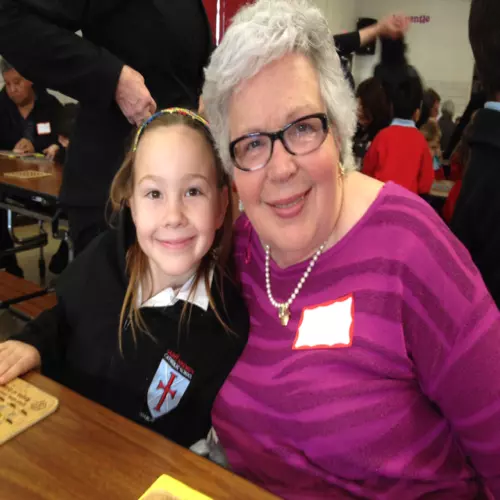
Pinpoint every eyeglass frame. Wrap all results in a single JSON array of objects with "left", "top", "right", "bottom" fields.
[{"left": 229, "top": 112, "right": 330, "bottom": 172}]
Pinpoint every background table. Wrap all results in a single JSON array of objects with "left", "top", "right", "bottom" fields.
[
  {"left": 0, "top": 373, "right": 277, "bottom": 500},
  {"left": 0, "top": 271, "right": 56, "bottom": 320},
  {"left": 0, "top": 157, "right": 62, "bottom": 201},
  {"left": 430, "top": 179, "right": 455, "bottom": 199},
  {"left": 0, "top": 157, "right": 70, "bottom": 283}
]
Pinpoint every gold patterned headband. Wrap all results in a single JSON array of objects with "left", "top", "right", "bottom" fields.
[{"left": 132, "top": 107, "right": 210, "bottom": 152}]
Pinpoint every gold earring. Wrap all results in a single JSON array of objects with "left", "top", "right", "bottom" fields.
[{"left": 338, "top": 163, "right": 346, "bottom": 178}]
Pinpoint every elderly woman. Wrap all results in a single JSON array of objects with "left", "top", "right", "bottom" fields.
[{"left": 203, "top": 0, "right": 500, "bottom": 498}]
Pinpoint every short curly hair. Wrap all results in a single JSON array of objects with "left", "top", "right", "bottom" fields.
[{"left": 202, "top": 0, "right": 357, "bottom": 175}]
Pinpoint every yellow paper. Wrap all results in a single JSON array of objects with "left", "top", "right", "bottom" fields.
[{"left": 139, "top": 475, "right": 213, "bottom": 500}]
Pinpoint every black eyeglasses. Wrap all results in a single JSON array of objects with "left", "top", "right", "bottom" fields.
[{"left": 229, "top": 113, "right": 329, "bottom": 172}]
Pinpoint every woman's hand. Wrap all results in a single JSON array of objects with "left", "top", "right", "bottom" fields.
[
  {"left": 0, "top": 340, "right": 41, "bottom": 385},
  {"left": 43, "top": 144, "right": 60, "bottom": 161},
  {"left": 378, "top": 14, "right": 410, "bottom": 39},
  {"left": 13, "top": 138, "right": 35, "bottom": 154}
]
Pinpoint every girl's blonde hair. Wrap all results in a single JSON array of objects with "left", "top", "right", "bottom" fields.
[
  {"left": 109, "top": 111, "right": 234, "bottom": 352},
  {"left": 420, "top": 120, "right": 441, "bottom": 144},
  {"left": 420, "top": 120, "right": 442, "bottom": 158}
]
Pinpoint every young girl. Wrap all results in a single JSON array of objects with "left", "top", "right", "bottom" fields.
[
  {"left": 0, "top": 108, "right": 249, "bottom": 449},
  {"left": 420, "top": 119, "right": 444, "bottom": 180},
  {"left": 353, "top": 77, "right": 391, "bottom": 167}
]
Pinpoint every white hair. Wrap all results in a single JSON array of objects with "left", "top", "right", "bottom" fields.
[
  {"left": 202, "top": 0, "right": 357, "bottom": 176},
  {"left": 441, "top": 100, "right": 455, "bottom": 118},
  {"left": 0, "top": 58, "right": 14, "bottom": 75}
]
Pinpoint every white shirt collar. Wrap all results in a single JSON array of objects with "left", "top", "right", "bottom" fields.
[
  {"left": 485, "top": 101, "right": 500, "bottom": 113},
  {"left": 391, "top": 118, "right": 416, "bottom": 128},
  {"left": 138, "top": 270, "right": 213, "bottom": 311}
]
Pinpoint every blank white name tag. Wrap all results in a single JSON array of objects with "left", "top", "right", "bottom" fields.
[
  {"left": 36, "top": 122, "right": 51, "bottom": 135},
  {"left": 293, "top": 294, "right": 354, "bottom": 350}
]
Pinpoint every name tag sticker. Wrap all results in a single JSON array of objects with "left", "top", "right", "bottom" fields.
[
  {"left": 293, "top": 294, "right": 354, "bottom": 350},
  {"left": 36, "top": 122, "right": 51, "bottom": 135}
]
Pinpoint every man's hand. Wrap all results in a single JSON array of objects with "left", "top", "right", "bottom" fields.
[
  {"left": 13, "top": 138, "right": 35, "bottom": 154},
  {"left": 378, "top": 14, "right": 410, "bottom": 40},
  {"left": 43, "top": 144, "right": 60, "bottom": 161},
  {"left": 115, "top": 65, "right": 157, "bottom": 126}
]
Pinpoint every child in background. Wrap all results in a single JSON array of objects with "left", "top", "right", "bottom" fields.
[
  {"left": 416, "top": 88, "right": 441, "bottom": 128},
  {"left": 364, "top": 38, "right": 434, "bottom": 194},
  {"left": 0, "top": 108, "right": 249, "bottom": 450},
  {"left": 420, "top": 120, "right": 444, "bottom": 180},
  {"left": 353, "top": 77, "right": 391, "bottom": 167}
]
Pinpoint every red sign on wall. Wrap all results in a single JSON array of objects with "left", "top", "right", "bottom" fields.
[{"left": 408, "top": 15, "right": 431, "bottom": 24}]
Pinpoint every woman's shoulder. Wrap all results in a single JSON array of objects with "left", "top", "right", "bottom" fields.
[
  {"left": 344, "top": 174, "right": 477, "bottom": 277},
  {"left": 333, "top": 176, "right": 491, "bottom": 334},
  {"left": 348, "top": 174, "right": 443, "bottom": 234},
  {"left": 349, "top": 176, "right": 484, "bottom": 306}
]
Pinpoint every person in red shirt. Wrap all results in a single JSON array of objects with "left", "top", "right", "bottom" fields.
[{"left": 363, "top": 39, "right": 434, "bottom": 194}]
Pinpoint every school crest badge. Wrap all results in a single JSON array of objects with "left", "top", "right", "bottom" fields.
[{"left": 147, "top": 352, "right": 193, "bottom": 419}]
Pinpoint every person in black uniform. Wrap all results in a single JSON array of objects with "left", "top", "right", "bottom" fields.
[
  {"left": 0, "top": 109, "right": 249, "bottom": 449},
  {"left": 334, "top": 14, "right": 410, "bottom": 89},
  {"left": 451, "top": 0, "right": 500, "bottom": 308},
  {"left": 0, "top": 59, "right": 63, "bottom": 154},
  {"left": 444, "top": 89, "right": 486, "bottom": 161},
  {"left": 0, "top": 59, "right": 63, "bottom": 277},
  {"left": 0, "top": 0, "right": 212, "bottom": 255}
]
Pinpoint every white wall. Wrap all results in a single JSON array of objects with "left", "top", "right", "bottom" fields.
[
  {"left": 312, "top": 0, "right": 358, "bottom": 35},
  {"left": 354, "top": 0, "right": 474, "bottom": 114},
  {"left": 313, "top": 0, "right": 474, "bottom": 116}
]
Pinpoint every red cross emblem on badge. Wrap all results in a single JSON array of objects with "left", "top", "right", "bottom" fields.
[{"left": 147, "top": 358, "right": 191, "bottom": 419}]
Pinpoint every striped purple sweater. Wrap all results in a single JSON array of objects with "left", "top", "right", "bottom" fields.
[{"left": 212, "top": 182, "right": 500, "bottom": 499}]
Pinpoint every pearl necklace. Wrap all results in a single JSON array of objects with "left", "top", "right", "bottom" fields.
[
  {"left": 265, "top": 242, "right": 327, "bottom": 326},
  {"left": 265, "top": 163, "right": 346, "bottom": 327}
]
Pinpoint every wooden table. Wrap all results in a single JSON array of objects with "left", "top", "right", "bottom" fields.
[
  {"left": 0, "top": 157, "right": 69, "bottom": 283},
  {"left": 0, "top": 157, "right": 62, "bottom": 201},
  {"left": 0, "top": 271, "right": 56, "bottom": 320},
  {"left": 430, "top": 180, "right": 455, "bottom": 199},
  {"left": 0, "top": 373, "right": 278, "bottom": 500},
  {"left": 0, "top": 156, "right": 64, "bottom": 229}
]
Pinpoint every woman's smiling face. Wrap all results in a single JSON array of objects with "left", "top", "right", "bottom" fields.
[{"left": 229, "top": 53, "right": 342, "bottom": 267}]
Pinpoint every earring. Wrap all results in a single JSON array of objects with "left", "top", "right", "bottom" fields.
[{"left": 338, "top": 163, "right": 346, "bottom": 178}]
